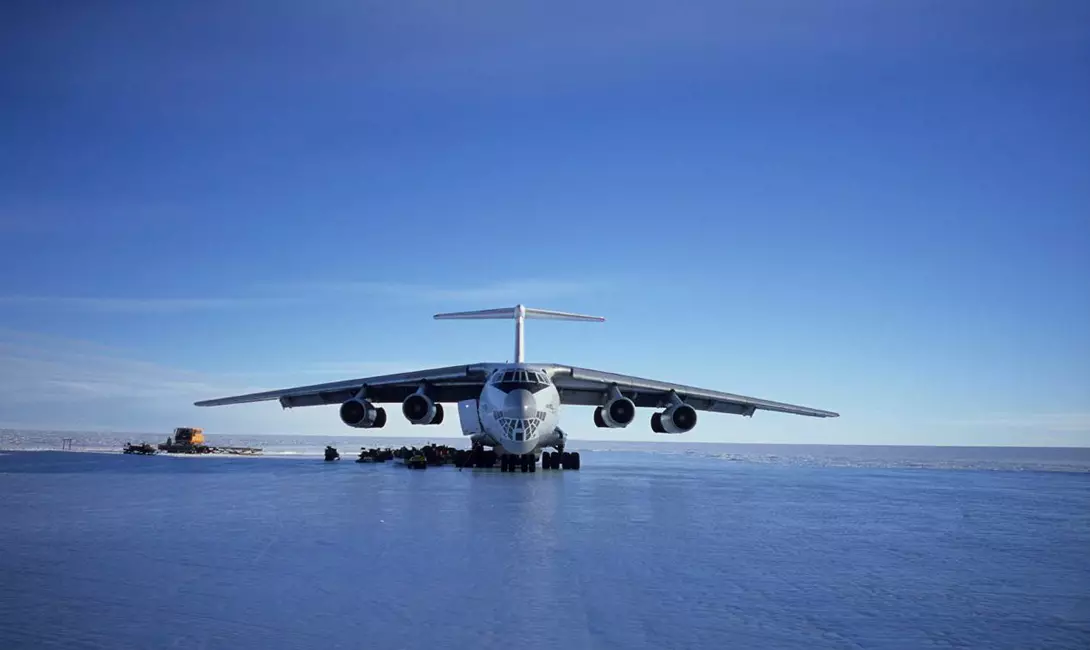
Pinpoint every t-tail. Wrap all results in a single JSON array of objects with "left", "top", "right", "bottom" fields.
[{"left": 433, "top": 304, "right": 604, "bottom": 363}]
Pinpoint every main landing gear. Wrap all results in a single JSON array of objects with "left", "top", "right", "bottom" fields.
[
  {"left": 454, "top": 445, "right": 496, "bottom": 469},
  {"left": 541, "top": 450, "right": 580, "bottom": 471}
]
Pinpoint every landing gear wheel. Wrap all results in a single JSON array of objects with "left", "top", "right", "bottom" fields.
[
  {"left": 529, "top": 455, "right": 536, "bottom": 473},
  {"left": 500, "top": 455, "right": 509, "bottom": 472},
  {"left": 544, "top": 452, "right": 554, "bottom": 470},
  {"left": 561, "top": 451, "right": 571, "bottom": 470},
  {"left": 571, "top": 452, "right": 581, "bottom": 470},
  {"left": 520, "top": 455, "right": 529, "bottom": 473}
]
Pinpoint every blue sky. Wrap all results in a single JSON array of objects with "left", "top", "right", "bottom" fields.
[{"left": 1, "top": 1, "right": 1087, "bottom": 446}]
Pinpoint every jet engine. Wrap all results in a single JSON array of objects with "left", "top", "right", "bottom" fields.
[
  {"left": 651, "top": 403, "right": 697, "bottom": 434},
  {"left": 339, "top": 398, "right": 387, "bottom": 429},
  {"left": 402, "top": 393, "right": 445, "bottom": 425},
  {"left": 593, "top": 395, "right": 636, "bottom": 428}
]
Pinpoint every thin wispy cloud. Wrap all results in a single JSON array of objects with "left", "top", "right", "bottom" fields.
[
  {"left": 422, "top": 280, "right": 607, "bottom": 302},
  {"left": 0, "top": 338, "right": 237, "bottom": 403},
  {"left": 216, "top": 361, "right": 421, "bottom": 381},
  {"left": 327, "top": 1, "right": 1086, "bottom": 95},
  {"left": 0, "top": 330, "right": 424, "bottom": 434},
  {"left": 272, "top": 279, "right": 610, "bottom": 304},
  {"left": 0, "top": 295, "right": 296, "bottom": 313},
  {"left": 22, "top": 1, "right": 1082, "bottom": 106},
  {"left": 0, "top": 280, "right": 606, "bottom": 313},
  {"left": 0, "top": 331, "right": 416, "bottom": 404}
]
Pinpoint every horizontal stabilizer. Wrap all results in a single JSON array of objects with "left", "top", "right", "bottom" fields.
[
  {"left": 523, "top": 307, "right": 605, "bottom": 322},
  {"left": 434, "top": 304, "right": 603, "bottom": 362},
  {"left": 434, "top": 305, "right": 604, "bottom": 322}
]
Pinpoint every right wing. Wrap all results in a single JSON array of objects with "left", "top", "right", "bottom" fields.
[
  {"left": 548, "top": 364, "right": 838, "bottom": 418},
  {"left": 194, "top": 363, "right": 494, "bottom": 408}
]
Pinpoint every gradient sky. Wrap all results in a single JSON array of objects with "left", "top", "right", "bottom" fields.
[{"left": 1, "top": 1, "right": 1088, "bottom": 446}]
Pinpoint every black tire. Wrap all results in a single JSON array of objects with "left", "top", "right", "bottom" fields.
[
  {"left": 520, "top": 456, "right": 529, "bottom": 472},
  {"left": 529, "top": 456, "right": 536, "bottom": 472},
  {"left": 544, "top": 452, "right": 554, "bottom": 470},
  {"left": 433, "top": 403, "right": 444, "bottom": 425},
  {"left": 593, "top": 406, "right": 606, "bottom": 428},
  {"left": 571, "top": 452, "right": 581, "bottom": 470},
  {"left": 561, "top": 451, "right": 571, "bottom": 470}
]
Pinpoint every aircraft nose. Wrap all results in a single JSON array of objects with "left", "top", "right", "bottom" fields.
[{"left": 503, "top": 389, "right": 537, "bottom": 419}]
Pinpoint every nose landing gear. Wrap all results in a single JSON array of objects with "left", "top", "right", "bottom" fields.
[
  {"left": 501, "top": 453, "right": 537, "bottom": 472},
  {"left": 541, "top": 449, "right": 579, "bottom": 470}
]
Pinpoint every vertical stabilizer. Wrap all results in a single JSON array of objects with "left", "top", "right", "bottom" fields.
[{"left": 433, "top": 304, "right": 605, "bottom": 363}]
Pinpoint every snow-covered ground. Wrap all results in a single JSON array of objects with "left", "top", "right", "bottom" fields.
[{"left": 1, "top": 446, "right": 1088, "bottom": 649}]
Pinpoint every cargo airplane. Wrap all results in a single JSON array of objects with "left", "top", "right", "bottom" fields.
[{"left": 195, "top": 306, "right": 838, "bottom": 471}]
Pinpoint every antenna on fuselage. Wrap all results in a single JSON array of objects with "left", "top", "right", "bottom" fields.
[{"left": 433, "top": 304, "right": 605, "bottom": 363}]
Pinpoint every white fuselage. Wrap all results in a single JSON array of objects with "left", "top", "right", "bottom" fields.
[{"left": 473, "top": 365, "right": 563, "bottom": 456}]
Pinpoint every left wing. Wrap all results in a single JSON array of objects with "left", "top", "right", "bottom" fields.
[
  {"left": 546, "top": 364, "right": 838, "bottom": 418},
  {"left": 194, "top": 363, "right": 494, "bottom": 408}
]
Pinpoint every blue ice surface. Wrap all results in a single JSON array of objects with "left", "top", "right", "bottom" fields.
[{"left": 1, "top": 447, "right": 1088, "bottom": 650}]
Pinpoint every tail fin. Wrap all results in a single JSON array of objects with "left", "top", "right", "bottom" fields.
[{"left": 434, "top": 304, "right": 604, "bottom": 363}]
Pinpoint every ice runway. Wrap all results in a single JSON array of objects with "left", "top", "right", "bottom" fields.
[{"left": 1, "top": 447, "right": 1088, "bottom": 649}]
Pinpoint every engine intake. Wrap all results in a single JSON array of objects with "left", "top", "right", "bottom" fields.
[
  {"left": 402, "top": 393, "right": 444, "bottom": 425},
  {"left": 651, "top": 403, "right": 697, "bottom": 434},
  {"left": 594, "top": 395, "right": 636, "bottom": 428},
  {"left": 339, "top": 398, "right": 387, "bottom": 429}
]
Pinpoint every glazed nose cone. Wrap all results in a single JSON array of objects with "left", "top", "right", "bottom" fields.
[{"left": 503, "top": 389, "right": 536, "bottom": 419}]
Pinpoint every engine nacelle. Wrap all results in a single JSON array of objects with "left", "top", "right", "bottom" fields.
[
  {"left": 402, "top": 393, "right": 445, "bottom": 425},
  {"left": 593, "top": 396, "right": 636, "bottom": 428},
  {"left": 650, "top": 403, "right": 697, "bottom": 434},
  {"left": 339, "top": 398, "right": 387, "bottom": 429}
]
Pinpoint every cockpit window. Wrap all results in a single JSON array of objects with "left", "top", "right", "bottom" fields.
[{"left": 491, "top": 369, "right": 549, "bottom": 394}]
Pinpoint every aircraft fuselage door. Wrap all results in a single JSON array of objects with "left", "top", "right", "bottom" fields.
[{"left": 458, "top": 399, "right": 483, "bottom": 435}]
